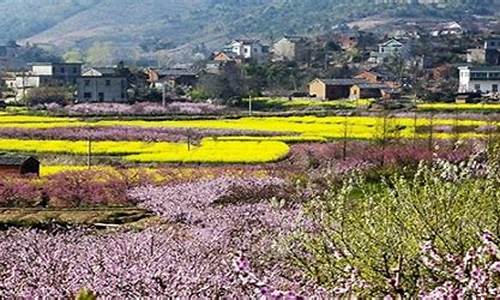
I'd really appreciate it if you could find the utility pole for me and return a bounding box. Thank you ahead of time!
[162,84,166,108]
[87,134,92,170]
[248,95,253,116]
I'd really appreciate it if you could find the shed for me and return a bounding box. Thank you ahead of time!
[350,83,390,100]
[0,153,40,176]
[309,78,367,100]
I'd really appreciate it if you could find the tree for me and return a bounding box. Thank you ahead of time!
[194,63,247,104]
[85,42,116,66]
[24,87,74,107]
[63,49,84,63]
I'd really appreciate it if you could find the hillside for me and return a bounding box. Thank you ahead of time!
[1,0,499,63]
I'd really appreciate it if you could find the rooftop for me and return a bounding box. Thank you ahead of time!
[28,62,82,66]
[355,83,391,89]
[458,65,500,71]
[159,68,198,77]
[317,78,368,86]
[0,153,38,166]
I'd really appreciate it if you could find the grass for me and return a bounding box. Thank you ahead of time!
[0,207,150,228]
[242,97,374,110]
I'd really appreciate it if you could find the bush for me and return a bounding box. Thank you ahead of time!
[25,87,74,107]
[291,158,500,297]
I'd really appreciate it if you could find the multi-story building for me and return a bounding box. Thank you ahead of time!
[76,66,128,102]
[224,39,267,62]
[458,66,500,94]
[13,62,82,101]
[28,62,82,85]
[369,38,411,64]
[467,38,500,65]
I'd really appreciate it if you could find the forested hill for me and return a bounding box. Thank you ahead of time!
[0,0,498,61]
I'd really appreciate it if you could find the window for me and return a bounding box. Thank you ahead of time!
[73,67,78,74]
[244,48,249,53]
[474,84,481,91]
[98,92,104,101]
[105,80,111,86]
[84,80,90,86]
[60,67,65,74]
[493,84,498,92]
[84,92,92,99]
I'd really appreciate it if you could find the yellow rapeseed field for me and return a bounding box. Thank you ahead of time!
[418,103,500,111]
[0,138,290,164]
[125,139,290,163]
[0,139,181,156]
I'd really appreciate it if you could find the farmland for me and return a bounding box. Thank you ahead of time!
[1,106,500,298]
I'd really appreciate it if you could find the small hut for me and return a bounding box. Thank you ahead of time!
[0,153,40,176]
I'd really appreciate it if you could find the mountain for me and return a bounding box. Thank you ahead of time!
[0,0,499,64]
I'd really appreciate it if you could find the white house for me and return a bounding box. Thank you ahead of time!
[430,22,463,37]
[369,38,411,64]
[458,66,500,94]
[12,62,82,101]
[76,67,128,102]
[224,39,267,62]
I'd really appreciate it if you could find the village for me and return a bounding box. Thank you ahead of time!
[1,17,500,110]
[1,2,500,298]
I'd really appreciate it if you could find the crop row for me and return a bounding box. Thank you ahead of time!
[0,138,290,164]
[1,115,495,139]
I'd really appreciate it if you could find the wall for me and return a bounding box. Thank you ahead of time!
[77,76,128,102]
[273,39,296,61]
[309,80,326,99]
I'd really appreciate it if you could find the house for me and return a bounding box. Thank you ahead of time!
[354,69,390,83]
[484,38,500,65]
[147,68,198,89]
[12,62,82,101]
[458,66,500,94]
[354,69,400,88]
[0,153,40,176]
[224,39,267,62]
[350,83,393,100]
[76,65,128,102]
[430,22,463,37]
[467,48,486,64]
[211,51,242,64]
[309,78,367,100]
[369,38,411,64]
[272,36,310,62]
[467,38,500,65]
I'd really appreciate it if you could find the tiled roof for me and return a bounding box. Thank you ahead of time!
[355,83,390,89]
[0,153,37,166]
[317,78,367,86]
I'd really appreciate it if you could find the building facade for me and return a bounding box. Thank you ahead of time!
[309,78,366,100]
[272,36,309,62]
[76,67,128,102]
[369,39,410,64]
[12,62,82,101]
[458,66,500,94]
[225,39,267,62]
